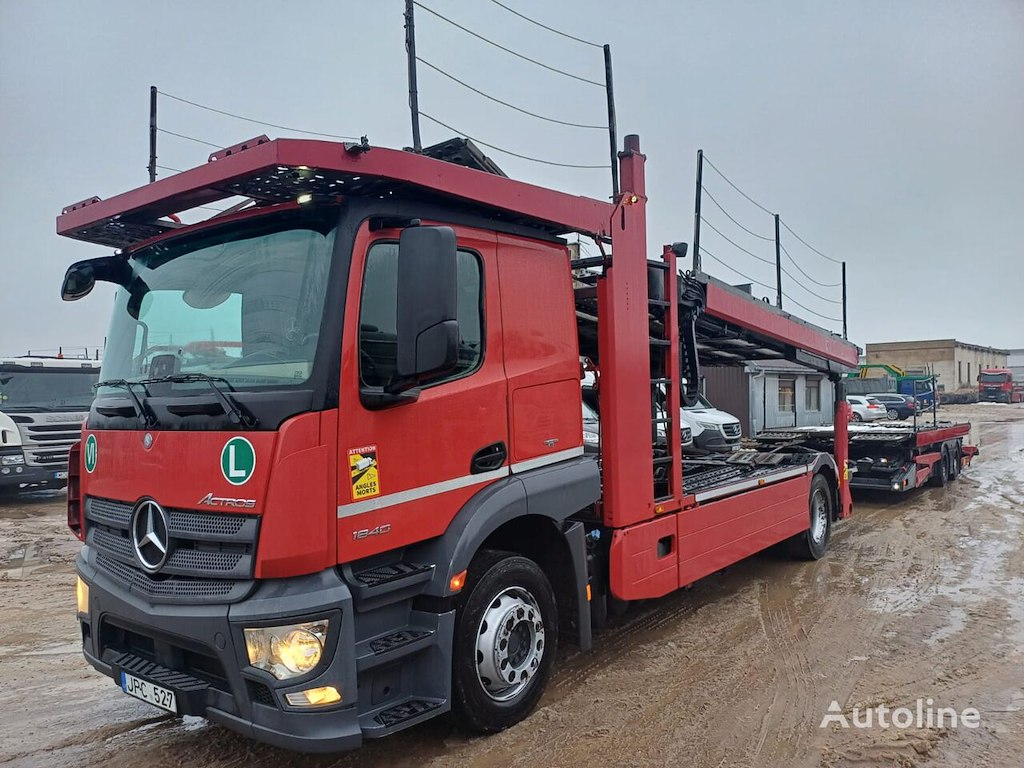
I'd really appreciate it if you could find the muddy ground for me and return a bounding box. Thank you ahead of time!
[1,404,1022,767]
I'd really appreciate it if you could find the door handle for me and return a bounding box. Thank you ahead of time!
[471,442,507,474]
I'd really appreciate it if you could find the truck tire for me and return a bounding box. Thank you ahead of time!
[928,446,949,488]
[789,474,833,560]
[949,442,961,480]
[452,550,557,733]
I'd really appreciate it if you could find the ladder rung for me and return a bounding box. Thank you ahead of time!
[649,338,671,347]
[648,261,669,270]
[652,456,673,465]
[650,377,671,385]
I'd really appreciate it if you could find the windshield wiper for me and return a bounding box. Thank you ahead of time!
[142,373,259,429]
[94,379,159,427]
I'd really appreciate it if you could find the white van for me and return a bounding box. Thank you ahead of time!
[678,389,742,453]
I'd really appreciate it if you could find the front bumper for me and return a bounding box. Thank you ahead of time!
[692,430,740,453]
[77,548,363,753]
[0,462,65,489]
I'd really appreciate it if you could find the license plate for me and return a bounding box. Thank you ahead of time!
[53,471,68,480]
[121,671,178,713]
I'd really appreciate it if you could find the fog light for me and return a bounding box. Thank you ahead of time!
[285,686,342,707]
[892,483,900,491]
[76,577,89,615]
[1,468,8,475]
[244,620,328,680]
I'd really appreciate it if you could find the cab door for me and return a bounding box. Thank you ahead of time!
[337,222,508,559]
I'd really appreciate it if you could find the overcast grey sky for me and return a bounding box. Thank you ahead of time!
[1,0,1022,357]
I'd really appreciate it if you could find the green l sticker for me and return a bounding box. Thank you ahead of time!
[221,437,256,485]
[84,434,98,473]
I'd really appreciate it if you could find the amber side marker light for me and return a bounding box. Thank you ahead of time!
[76,576,89,615]
[449,570,467,594]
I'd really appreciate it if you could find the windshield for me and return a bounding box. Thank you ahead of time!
[582,400,599,422]
[682,392,713,410]
[0,369,98,411]
[99,212,336,392]
[980,373,1008,383]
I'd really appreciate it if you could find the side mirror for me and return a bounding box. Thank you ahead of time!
[394,225,459,387]
[61,256,132,301]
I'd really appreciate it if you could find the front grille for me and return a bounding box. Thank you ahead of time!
[86,496,258,604]
[722,423,741,439]
[12,413,87,467]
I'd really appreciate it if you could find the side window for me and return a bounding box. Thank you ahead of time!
[359,242,484,388]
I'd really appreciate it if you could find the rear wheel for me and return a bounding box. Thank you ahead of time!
[886,408,899,420]
[929,446,949,487]
[789,474,833,560]
[852,412,863,422]
[949,442,961,480]
[452,551,557,733]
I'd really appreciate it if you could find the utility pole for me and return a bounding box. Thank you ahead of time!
[603,45,618,200]
[841,261,848,339]
[148,86,157,183]
[774,214,783,309]
[692,149,704,273]
[404,0,422,152]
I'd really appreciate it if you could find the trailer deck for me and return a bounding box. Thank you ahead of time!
[757,421,976,492]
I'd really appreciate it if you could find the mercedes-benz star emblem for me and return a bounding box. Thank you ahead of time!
[130,499,170,573]
[143,432,154,449]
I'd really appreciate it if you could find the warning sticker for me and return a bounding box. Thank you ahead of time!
[348,445,380,501]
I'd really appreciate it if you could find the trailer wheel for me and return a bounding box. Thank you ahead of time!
[452,550,557,733]
[929,446,949,487]
[789,474,833,560]
[948,443,961,480]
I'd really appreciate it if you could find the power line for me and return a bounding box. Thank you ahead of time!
[703,217,842,303]
[158,90,360,140]
[701,187,774,241]
[417,57,607,130]
[486,0,603,48]
[702,154,773,215]
[700,216,775,266]
[157,128,222,149]
[413,2,604,87]
[156,164,182,173]
[780,219,843,264]
[780,243,842,287]
[701,247,842,323]
[421,113,607,168]
[700,247,775,292]
[781,292,842,322]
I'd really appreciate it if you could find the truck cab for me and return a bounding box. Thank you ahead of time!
[0,357,99,493]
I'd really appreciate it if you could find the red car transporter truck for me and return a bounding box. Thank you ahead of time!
[59,133,860,751]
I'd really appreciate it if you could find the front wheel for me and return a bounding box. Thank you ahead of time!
[852,412,863,422]
[452,551,557,733]
[789,474,833,560]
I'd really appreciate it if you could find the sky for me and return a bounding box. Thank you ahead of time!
[2,0,1022,357]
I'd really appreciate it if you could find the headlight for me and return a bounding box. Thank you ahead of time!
[1,454,25,466]
[696,421,719,432]
[244,620,328,679]
[582,430,600,446]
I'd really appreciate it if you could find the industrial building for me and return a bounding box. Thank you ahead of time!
[864,339,1008,392]
[703,360,837,436]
